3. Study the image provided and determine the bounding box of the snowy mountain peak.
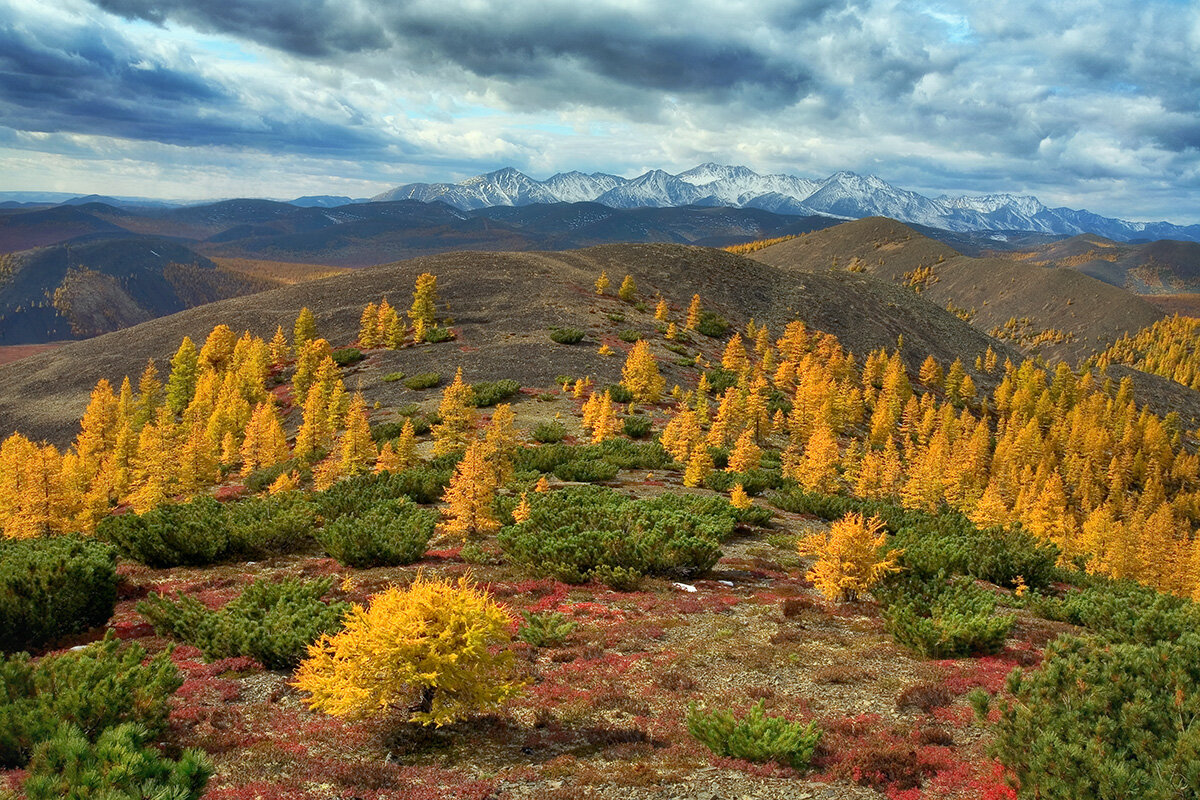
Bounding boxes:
[368,164,1200,243]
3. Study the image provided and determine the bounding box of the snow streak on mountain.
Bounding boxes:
[372,164,1200,243]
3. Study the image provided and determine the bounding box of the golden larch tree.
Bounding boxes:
[294,307,317,352]
[685,294,703,329]
[618,274,637,302]
[433,368,477,455]
[621,340,665,403]
[798,512,902,602]
[442,440,501,539]
[595,271,610,294]
[409,273,439,343]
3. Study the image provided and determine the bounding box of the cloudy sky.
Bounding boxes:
[1,0,1198,222]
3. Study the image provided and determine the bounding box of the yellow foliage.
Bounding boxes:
[409,273,438,343]
[433,368,477,456]
[618,274,637,302]
[595,271,610,295]
[798,512,902,602]
[442,440,500,539]
[621,340,665,403]
[729,483,752,510]
[685,294,703,329]
[513,492,531,523]
[655,298,669,321]
[293,573,523,726]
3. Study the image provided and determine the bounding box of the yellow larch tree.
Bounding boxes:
[269,326,290,366]
[293,338,333,403]
[595,271,610,294]
[798,512,902,602]
[442,440,501,539]
[166,337,200,415]
[618,274,637,302]
[482,404,519,486]
[918,355,943,389]
[660,407,704,463]
[726,429,762,474]
[683,444,714,488]
[721,333,748,373]
[654,298,669,321]
[359,302,381,348]
[199,324,238,374]
[240,400,290,477]
[376,419,418,473]
[685,294,703,329]
[730,483,752,510]
[335,393,377,478]
[433,368,477,455]
[621,340,664,403]
[294,307,317,352]
[409,273,439,343]
[590,390,620,444]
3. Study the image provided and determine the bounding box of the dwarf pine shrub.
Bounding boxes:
[138,576,348,670]
[549,327,584,344]
[687,700,821,770]
[0,536,117,653]
[22,723,212,800]
[0,635,180,768]
[314,467,453,516]
[471,379,521,407]
[517,611,576,647]
[498,485,736,586]
[879,576,1013,658]
[97,496,230,567]
[315,499,435,568]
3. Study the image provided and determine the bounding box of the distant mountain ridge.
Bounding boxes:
[373,163,1200,243]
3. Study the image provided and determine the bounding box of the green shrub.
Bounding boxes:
[423,326,453,343]
[606,384,635,403]
[618,329,642,343]
[880,576,1014,658]
[696,312,731,337]
[549,328,584,344]
[1030,579,1200,645]
[226,493,316,556]
[404,372,442,390]
[606,312,625,323]
[517,611,576,647]
[553,458,619,483]
[499,486,735,586]
[382,371,406,382]
[243,458,307,493]
[622,415,653,438]
[975,633,1200,800]
[472,379,521,407]
[314,467,452,516]
[703,468,783,497]
[665,343,690,355]
[23,723,211,800]
[0,536,117,653]
[532,421,567,443]
[704,367,739,393]
[97,496,230,568]
[0,635,180,768]
[138,577,347,670]
[687,701,821,770]
[315,499,435,568]
[331,347,364,366]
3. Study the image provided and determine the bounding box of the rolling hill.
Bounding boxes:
[750,218,1166,365]
[0,243,1017,446]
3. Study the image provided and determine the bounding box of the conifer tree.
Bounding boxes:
[294,307,317,352]
[792,422,839,493]
[685,294,703,329]
[433,368,477,455]
[621,340,665,403]
[293,338,333,402]
[918,355,943,389]
[375,441,402,474]
[798,512,902,602]
[618,274,637,302]
[482,404,519,486]
[380,299,404,348]
[199,325,237,373]
[513,492,532,523]
[730,483,752,510]
[727,429,762,474]
[666,322,678,340]
[240,401,290,477]
[166,338,199,415]
[269,326,291,366]
[595,271,610,294]
[590,390,620,444]
[336,393,377,478]
[359,302,380,348]
[133,360,163,429]
[295,387,332,462]
[722,333,748,373]
[442,440,501,539]
[409,273,438,343]
[683,444,714,488]
[655,298,669,321]
[129,422,173,513]
[661,407,703,463]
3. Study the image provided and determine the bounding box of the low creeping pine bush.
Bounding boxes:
[1029,576,1200,645]
[315,498,436,568]
[22,722,211,800]
[226,492,317,556]
[244,457,308,493]
[0,634,180,768]
[98,496,230,567]
[0,535,117,653]
[686,700,821,770]
[314,467,453,515]
[622,415,653,439]
[878,575,1014,658]
[138,576,348,670]
[971,632,1200,800]
[549,327,584,344]
[331,347,365,366]
[517,611,576,647]
[605,384,635,403]
[695,311,731,338]
[471,379,521,407]
[531,421,566,443]
[423,326,453,343]
[404,372,442,390]
[498,485,740,587]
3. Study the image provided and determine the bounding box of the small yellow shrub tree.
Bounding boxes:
[293,573,523,726]
[797,512,902,602]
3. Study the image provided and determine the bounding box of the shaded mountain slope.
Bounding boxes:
[0,238,274,344]
[752,218,1165,364]
[0,205,128,253]
[992,234,1200,294]
[0,243,1016,446]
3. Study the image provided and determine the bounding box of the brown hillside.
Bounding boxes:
[0,243,1015,446]
[991,235,1200,295]
[752,219,1164,364]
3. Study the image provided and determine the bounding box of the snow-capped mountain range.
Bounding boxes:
[373,164,1200,243]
